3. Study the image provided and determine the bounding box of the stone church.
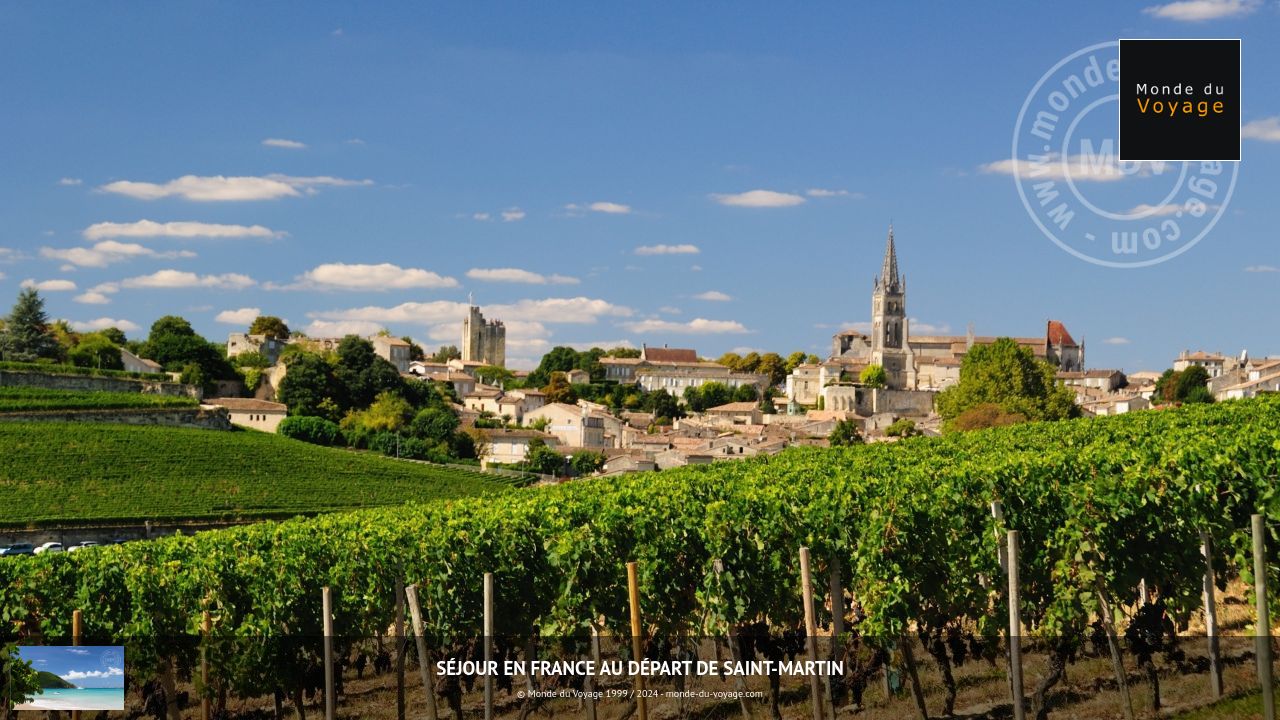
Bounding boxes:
[793,226,1085,400]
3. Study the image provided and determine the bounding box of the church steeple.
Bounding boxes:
[877,224,901,293]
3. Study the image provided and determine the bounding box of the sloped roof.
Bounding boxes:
[1047,320,1077,347]
[641,346,699,363]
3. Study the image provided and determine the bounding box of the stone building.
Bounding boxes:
[461,303,506,367]
[793,225,1087,399]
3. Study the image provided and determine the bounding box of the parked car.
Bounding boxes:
[68,541,100,553]
[0,543,35,556]
[34,542,64,555]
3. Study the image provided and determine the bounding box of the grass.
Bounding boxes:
[0,360,167,380]
[0,386,197,412]
[1170,690,1263,719]
[0,422,512,527]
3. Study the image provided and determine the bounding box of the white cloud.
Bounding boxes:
[1245,265,1279,273]
[59,177,83,186]
[74,291,112,305]
[658,306,681,315]
[215,307,262,325]
[589,201,632,214]
[99,174,372,201]
[694,290,732,302]
[0,271,5,280]
[264,174,374,189]
[980,154,1171,183]
[262,138,307,149]
[472,212,492,221]
[1103,337,1132,345]
[62,666,124,681]
[122,270,255,290]
[345,138,366,145]
[310,297,632,327]
[501,207,526,222]
[711,189,806,208]
[1143,0,1259,21]
[303,319,386,337]
[68,318,139,333]
[840,318,951,335]
[635,244,700,256]
[66,649,91,655]
[566,339,635,351]
[20,278,77,292]
[466,268,579,285]
[805,188,864,199]
[41,241,197,268]
[84,220,282,241]
[279,263,459,291]
[620,318,749,334]
[1242,117,1280,142]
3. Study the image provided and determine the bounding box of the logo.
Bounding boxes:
[1011,41,1238,268]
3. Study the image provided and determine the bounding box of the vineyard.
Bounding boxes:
[0,423,512,527]
[0,360,168,381]
[0,387,198,412]
[3,397,1280,719]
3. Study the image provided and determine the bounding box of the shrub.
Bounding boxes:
[885,418,920,437]
[278,416,345,446]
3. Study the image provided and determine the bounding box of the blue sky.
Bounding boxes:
[0,2,1276,371]
[17,646,124,688]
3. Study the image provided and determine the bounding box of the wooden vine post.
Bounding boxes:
[626,561,648,720]
[483,572,495,720]
[798,547,825,720]
[1006,530,1025,720]
[1254,514,1275,720]
[1201,531,1222,699]
[404,584,440,720]
[323,586,335,720]
[72,609,82,720]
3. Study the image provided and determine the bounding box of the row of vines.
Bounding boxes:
[3,397,1280,718]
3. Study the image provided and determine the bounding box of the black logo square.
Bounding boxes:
[1119,39,1240,161]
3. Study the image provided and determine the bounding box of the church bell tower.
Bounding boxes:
[869,225,913,389]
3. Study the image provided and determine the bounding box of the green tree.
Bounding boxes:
[354,391,415,432]
[248,315,290,339]
[0,288,60,361]
[68,332,124,370]
[99,326,129,346]
[401,336,425,362]
[684,381,732,412]
[428,344,461,363]
[828,418,864,446]
[860,364,887,389]
[527,346,579,387]
[645,389,685,422]
[732,384,759,402]
[524,438,565,476]
[1,643,41,710]
[885,418,920,437]
[759,387,777,414]
[335,335,404,408]
[935,338,1079,431]
[475,365,515,386]
[1174,365,1213,403]
[785,351,808,374]
[141,315,237,387]
[949,403,1027,431]
[230,350,270,369]
[543,371,578,404]
[278,352,344,420]
[570,450,606,476]
[410,406,460,443]
[757,352,787,386]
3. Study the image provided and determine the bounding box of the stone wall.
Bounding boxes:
[0,518,261,548]
[869,388,936,416]
[0,369,200,398]
[0,405,231,430]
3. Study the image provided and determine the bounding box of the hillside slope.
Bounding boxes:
[0,423,511,527]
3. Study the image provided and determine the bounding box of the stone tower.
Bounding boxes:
[869,225,914,390]
[461,304,506,367]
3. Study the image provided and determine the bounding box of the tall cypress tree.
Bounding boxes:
[1,288,60,361]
